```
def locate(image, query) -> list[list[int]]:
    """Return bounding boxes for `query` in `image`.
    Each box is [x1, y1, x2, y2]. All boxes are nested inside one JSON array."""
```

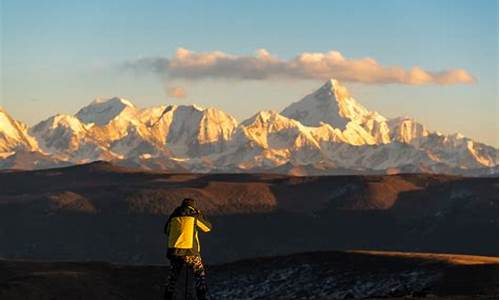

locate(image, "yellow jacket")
[[164, 205, 212, 257]]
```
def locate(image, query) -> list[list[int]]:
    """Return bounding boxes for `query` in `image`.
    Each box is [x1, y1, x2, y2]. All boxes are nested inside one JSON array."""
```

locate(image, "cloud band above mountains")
[[123, 48, 475, 85]]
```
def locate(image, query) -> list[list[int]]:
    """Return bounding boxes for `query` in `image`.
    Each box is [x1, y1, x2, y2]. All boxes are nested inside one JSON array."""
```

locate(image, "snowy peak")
[[92, 97, 135, 107], [281, 79, 376, 129], [162, 104, 238, 155], [314, 79, 350, 102], [28, 113, 115, 161], [238, 110, 320, 152], [198, 106, 238, 143], [0, 107, 39, 155], [33, 114, 88, 134], [282, 79, 390, 145], [133, 103, 238, 157], [242, 110, 296, 128], [388, 117, 430, 144], [30, 114, 89, 148], [75, 97, 137, 125], [0, 108, 23, 140]]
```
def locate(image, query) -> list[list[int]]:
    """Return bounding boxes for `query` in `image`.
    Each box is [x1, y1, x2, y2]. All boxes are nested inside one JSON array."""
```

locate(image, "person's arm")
[[195, 210, 212, 233]]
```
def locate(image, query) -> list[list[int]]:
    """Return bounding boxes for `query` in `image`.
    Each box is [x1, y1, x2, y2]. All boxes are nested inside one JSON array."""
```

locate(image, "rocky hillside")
[[0, 162, 497, 264]]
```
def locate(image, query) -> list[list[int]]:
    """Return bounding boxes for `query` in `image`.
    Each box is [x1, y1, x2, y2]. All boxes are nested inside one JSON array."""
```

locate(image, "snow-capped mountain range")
[[0, 79, 498, 175]]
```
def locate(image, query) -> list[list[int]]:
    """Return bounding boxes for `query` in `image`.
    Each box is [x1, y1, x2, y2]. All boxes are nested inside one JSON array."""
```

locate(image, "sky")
[[1, 0, 498, 147]]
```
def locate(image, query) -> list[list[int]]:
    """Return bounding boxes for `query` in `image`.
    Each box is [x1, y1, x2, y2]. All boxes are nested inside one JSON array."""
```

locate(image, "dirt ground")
[[0, 250, 497, 300]]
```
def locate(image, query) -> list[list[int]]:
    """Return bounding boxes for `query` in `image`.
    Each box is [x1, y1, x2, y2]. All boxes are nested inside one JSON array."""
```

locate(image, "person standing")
[[164, 198, 212, 300]]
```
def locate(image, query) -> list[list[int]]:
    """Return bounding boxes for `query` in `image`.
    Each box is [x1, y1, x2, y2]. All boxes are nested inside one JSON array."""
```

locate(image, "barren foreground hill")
[[0, 250, 497, 300], [0, 161, 498, 264]]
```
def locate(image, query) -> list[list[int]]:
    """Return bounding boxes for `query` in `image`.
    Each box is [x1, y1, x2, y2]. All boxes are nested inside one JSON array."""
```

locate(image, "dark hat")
[[182, 198, 195, 207]]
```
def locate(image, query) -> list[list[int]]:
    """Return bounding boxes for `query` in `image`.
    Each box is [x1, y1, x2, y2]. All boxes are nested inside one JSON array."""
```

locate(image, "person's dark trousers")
[[165, 255, 209, 300]]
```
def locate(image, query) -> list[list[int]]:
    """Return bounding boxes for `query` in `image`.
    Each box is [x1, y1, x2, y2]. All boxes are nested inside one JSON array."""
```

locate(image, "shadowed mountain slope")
[[0, 162, 497, 264]]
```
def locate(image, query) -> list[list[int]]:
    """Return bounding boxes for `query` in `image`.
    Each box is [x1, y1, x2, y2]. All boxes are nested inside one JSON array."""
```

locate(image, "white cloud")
[[124, 48, 475, 85]]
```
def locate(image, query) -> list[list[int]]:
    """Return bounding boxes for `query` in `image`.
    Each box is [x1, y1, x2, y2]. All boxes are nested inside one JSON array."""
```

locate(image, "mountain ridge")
[[0, 79, 497, 174]]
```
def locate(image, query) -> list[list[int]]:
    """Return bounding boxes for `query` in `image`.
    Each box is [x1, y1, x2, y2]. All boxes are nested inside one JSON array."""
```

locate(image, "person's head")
[[182, 198, 195, 208]]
